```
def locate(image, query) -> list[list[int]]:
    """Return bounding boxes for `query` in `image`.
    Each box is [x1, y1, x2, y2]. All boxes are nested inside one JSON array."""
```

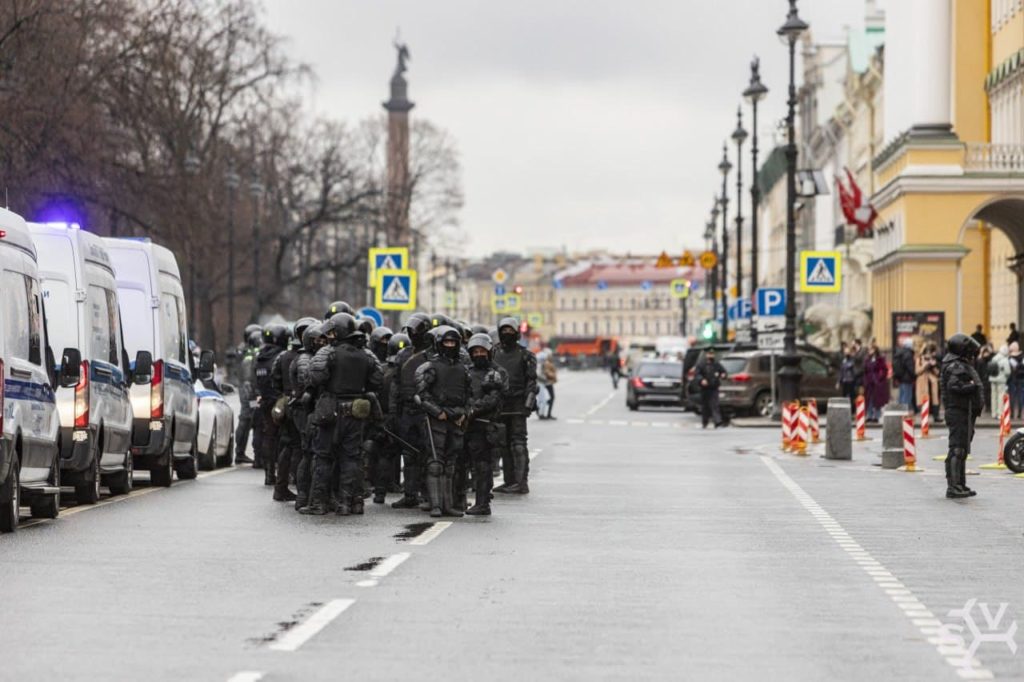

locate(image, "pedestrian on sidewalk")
[[536, 348, 558, 420], [989, 344, 1011, 417], [838, 342, 859, 410], [1009, 342, 1024, 419], [971, 324, 987, 347], [863, 341, 888, 423], [916, 342, 940, 420], [893, 338, 916, 413], [696, 348, 727, 429], [1007, 323, 1020, 347], [976, 343, 994, 415]]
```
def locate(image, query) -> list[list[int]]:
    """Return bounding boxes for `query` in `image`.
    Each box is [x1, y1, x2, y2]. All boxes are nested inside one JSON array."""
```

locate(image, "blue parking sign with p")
[[756, 288, 786, 316]]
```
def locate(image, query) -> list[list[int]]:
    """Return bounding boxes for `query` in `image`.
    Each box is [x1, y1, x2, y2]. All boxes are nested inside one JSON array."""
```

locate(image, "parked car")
[[0, 208, 81, 531], [29, 222, 151, 502], [193, 350, 236, 470], [626, 359, 684, 410], [716, 350, 842, 417], [104, 237, 198, 486]]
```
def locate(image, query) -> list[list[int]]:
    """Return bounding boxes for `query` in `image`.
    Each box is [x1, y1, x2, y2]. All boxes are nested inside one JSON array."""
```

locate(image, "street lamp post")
[[718, 144, 732, 342], [708, 206, 720, 324], [778, 0, 808, 404], [744, 56, 768, 340], [183, 149, 200, 330], [224, 162, 240, 346], [249, 171, 265, 321], [732, 108, 748, 319]]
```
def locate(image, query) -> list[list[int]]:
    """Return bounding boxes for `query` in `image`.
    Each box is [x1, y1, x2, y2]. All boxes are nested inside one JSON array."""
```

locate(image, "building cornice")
[[868, 244, 970, 271], [873, 174, 1024, 211]]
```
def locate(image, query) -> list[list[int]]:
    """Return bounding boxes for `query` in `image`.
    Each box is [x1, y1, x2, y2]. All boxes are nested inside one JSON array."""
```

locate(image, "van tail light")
[[732, 372, 752, 383], [0, 359, 5, 434], [74, 360, 89, 428], [151, 359, 164, 420], [630, 376, 644, 389]]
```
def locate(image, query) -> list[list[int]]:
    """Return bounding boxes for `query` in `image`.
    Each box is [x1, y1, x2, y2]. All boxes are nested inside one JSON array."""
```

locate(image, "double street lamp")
[[731, 108, 747, 314], [743, 58, 768, 339], [718, 144, 732, 342]]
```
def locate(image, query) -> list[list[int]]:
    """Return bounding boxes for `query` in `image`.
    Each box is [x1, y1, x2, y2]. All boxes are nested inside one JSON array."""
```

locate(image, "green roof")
[[849, 26, 884, 74]]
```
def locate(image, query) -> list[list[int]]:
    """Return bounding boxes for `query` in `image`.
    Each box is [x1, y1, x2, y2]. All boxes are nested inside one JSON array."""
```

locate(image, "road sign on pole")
[[670, 278, 690, 299], [678, 251, 695, 267], [799, 251, 842, 293], [655, 251, 674, 268], [755, 287, 786, 316], [699, 251, 718, 269], [492, 268, 508, 285], [757, 332, 785, 350], [727, 299, 752, 321], [368, 247, 408, 287], [357, 307, 384, 327], [375, 269, 417, 310]]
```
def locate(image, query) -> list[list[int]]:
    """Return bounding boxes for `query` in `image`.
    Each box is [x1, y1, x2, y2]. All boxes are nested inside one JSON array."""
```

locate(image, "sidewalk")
[[731, 416, 1012, 429]]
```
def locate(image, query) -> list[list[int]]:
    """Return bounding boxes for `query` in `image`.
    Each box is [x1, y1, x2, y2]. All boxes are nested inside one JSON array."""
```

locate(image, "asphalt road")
[[1, 371, 1022, 681]]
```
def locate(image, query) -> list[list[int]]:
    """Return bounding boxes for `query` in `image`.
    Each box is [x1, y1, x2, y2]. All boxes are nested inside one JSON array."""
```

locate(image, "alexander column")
[[383, 41, 414, 250]]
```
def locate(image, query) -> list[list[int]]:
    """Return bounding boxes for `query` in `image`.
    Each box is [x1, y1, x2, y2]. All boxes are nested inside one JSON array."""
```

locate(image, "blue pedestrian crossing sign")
[[375, 268, 417, 310], [800, 251, 842, 293], [756, 287, 786, 316], [670, 278, 690, 299], [368, 247, 408, 287]]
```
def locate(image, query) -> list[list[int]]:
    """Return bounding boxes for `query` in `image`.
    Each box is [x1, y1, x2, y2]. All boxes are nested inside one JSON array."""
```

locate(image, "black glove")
[[524, 394, 537, 411]]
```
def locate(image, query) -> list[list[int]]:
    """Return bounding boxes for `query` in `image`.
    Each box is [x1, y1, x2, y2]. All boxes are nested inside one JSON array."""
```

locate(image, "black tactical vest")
[[399, 350, 429, 402], [493, 346, 526, 395], [431, 358, 468, 407], [326, 344, 373, 396]]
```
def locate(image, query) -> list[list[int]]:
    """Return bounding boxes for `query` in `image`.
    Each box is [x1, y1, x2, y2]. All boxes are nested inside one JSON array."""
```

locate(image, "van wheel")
[[1005, 433, 1024, 474], [216, 434, 234, 469], [175, 439, 198, 480], [0, 459, 20, 533], [107, 452, 133, 496], [198, 423, 216, 471], [151, 451, 173, 488], [30, 459, 60, 519], [75, 447, 101, 504]]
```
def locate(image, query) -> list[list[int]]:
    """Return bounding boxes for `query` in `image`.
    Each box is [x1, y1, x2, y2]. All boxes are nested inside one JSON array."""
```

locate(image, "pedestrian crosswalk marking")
[[807, 258, 834, 284], [382, 275, 410, 302]]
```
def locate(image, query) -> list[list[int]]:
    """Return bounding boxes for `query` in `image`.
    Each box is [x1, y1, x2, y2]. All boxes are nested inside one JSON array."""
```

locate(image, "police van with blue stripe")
[[0, 208, 82, 532], [30, 222, 151, 503]]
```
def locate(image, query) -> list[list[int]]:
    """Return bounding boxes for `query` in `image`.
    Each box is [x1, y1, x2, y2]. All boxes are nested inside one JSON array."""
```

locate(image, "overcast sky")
[[263, 0, 872, 257]]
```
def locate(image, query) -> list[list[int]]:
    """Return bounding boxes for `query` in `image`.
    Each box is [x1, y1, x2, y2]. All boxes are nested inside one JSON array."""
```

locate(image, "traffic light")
[[700, 320, 717, 342]]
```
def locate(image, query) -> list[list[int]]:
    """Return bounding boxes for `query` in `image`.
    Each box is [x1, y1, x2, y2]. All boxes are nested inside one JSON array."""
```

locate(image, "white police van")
[[104, 238, 197, 486], [0, 208, 81, 532], [30, 222, 151, 502]]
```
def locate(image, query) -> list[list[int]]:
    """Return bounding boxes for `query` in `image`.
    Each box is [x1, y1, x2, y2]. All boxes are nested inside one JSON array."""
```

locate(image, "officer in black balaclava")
[[491, 317, 538, 495], [389, 312, 433, 509], [415, 326, 471, 518], [269, 317, 317, 502], [370, 327, 394, 364], [464, 333, 508, 516], [940, 334, 984, 499], [254, 324, 289, 485], [301, 313, 382, 516], [235, 327, 263, 465], [292, 323, 326, 511]]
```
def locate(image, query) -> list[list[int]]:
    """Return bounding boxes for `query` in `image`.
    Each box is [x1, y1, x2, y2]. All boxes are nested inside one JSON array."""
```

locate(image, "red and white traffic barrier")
[[981, 393, 1013, 470], [854, 395, 866, 441], [781, 401, 793, 451], [792, 406, 809, 455], [902, 415, 919, 472], [919, 396, 931, 438], [807, 398, 820, 444]]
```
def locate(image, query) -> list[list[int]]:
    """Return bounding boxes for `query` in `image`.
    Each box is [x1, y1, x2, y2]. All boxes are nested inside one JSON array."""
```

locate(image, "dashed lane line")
[[357, 552, 412, 588], [761, 456, 992, 679], [267, 599, 356, 652], [226, 672, 264, 682], [583, 391, 617, 417], [408, 521, 452, 546]]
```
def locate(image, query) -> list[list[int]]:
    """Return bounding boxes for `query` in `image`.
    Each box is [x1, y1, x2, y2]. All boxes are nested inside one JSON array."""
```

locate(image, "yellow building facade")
[[871, 0, 1023, 347]]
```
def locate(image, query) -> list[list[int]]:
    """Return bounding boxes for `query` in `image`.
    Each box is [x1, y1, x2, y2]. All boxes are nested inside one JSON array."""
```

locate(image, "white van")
[[0, 208, 81, 532], [30, 222, 150, 502], [104, 238, 197, 485]]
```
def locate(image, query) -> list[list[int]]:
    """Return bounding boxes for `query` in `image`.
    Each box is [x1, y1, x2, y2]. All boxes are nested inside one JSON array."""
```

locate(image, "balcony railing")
[[965, 143, 1024, 173]]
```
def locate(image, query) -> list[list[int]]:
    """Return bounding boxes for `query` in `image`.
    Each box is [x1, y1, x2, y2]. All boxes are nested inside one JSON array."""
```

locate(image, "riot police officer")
[[389, 313, 434, 509], [415, 326, 471, 518], [325, 301, 355, 319], [492, 317, 538, 494], [292, 323, 326, 510], [254, 324, 289, 485], [234, 327, 262, 465], [270, 317, 317, 502], [465, 334, 508, 516], [940, 334, 984, 499], [365, 332, 408, 504], [301, 313, 383, 516], [369, 327, 394, 364]]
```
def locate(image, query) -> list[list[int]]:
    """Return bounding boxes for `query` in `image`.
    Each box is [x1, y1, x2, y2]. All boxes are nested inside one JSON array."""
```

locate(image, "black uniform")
[[253, 343, 284, 484], [368, 357, 400, 502], [291, 346, 317, 509], [492, 331, 538, 494], [695, 358, 727, 428], [390, 346, 432, 508], [415, 340, 472, 517], [306, 340, 383, 515], [270, 347, 300, 501], [940, 335, 984, 498], [465, 358, 507, 514]]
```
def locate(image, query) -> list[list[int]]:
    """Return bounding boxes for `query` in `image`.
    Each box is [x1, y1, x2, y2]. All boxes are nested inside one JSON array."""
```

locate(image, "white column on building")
[[883, 0, 952, 141]]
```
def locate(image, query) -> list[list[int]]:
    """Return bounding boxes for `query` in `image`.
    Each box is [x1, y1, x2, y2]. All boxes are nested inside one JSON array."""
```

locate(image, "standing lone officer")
[[301, 313, 383, 516], [492, 317, 538, 495], [940, 333, 984, 499], [696, 348, 727, 428]]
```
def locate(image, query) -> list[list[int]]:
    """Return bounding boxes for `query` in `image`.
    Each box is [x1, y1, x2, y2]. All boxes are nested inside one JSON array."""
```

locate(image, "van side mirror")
[[220, 382, 236, 396], [133, 351, 153, 385], [198, 350, 215, 377], [59, 348, 82, 388]]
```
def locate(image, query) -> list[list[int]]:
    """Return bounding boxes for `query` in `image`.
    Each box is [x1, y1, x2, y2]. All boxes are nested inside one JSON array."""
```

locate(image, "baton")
[[380, 426, 421, 455], [423, 415, 441, 465]]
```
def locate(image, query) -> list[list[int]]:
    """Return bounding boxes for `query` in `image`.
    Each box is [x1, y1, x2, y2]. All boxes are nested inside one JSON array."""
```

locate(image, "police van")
[[29, 222, 151, 502], [104, 238, 197, 486], [0, 208, 81, 532]]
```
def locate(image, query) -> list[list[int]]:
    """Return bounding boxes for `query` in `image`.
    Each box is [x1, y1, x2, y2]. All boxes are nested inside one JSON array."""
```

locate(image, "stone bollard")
[[880, 410, 906, 469], [824, 398, 852, 460]]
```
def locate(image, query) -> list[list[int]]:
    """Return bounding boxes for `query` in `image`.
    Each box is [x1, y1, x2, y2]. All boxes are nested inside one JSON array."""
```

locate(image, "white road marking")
[[631, 421, 649, 427], [356, 579, 378, 588], [268, 598, 355, 652], [583, 391, 616, 417], [760, 456, 995, 680], [408, 521, 452, 546], [567, 418, 585, 424], [530, 449, 543, 461], [651, 422, 669, 428], [370, 552, 411, 578], [226, 672, 264, 682], [608, 420, 628, 426], [197, 466, 243, 479]]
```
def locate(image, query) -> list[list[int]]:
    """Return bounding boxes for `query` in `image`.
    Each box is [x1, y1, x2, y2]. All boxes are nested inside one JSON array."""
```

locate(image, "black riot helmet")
[[470, 323, 489, 336], [293, 317, 318, 347], [947, 333, 980, 359], [370, 325, 393, 349], [247, 330, 263, 349], [387, 332, 411, 361], [325, 300, 354, 319], [438, 326, 462, 360], [243, 323, 262, 343], [498, 316, 520, 347], [263, 323, 289, 349], [430, 312, 455, 330], [404, 312, 432, 349], [356, 317, 377, 336], [326, 312, 359, 342], [302, 323, 325, 352]]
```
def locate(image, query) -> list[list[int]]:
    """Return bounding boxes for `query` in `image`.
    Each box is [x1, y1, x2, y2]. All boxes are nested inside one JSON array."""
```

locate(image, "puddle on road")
[[345, 557, 384, 572], [247, 601, 323, 646], [394, 522, 434, 542]]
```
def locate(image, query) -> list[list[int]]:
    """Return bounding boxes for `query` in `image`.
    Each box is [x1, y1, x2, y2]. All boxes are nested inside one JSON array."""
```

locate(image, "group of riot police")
[[229, 302, 539, 518]]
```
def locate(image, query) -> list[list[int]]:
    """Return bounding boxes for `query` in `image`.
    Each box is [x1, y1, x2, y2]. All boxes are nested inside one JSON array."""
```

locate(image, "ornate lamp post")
[[731, 108, 748, 316], [743, 57, 769, 339], [709, 204, 720, 324], [718, 144, 732, 341], [777, 0, 808, 404]]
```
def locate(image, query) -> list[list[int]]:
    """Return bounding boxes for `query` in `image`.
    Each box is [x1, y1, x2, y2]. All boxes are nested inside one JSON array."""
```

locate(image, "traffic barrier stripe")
[[792, 406, 809, 456], [902, 416, 920, 472], [807, 398, 820, 443], [854, 396, 866, 441], [919, 396, 931, 438]]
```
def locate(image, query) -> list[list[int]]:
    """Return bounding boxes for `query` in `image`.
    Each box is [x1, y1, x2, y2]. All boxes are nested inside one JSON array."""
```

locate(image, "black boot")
[[441, 475, 463, 518], [426, 465, 443, 518], [294, 495, 308, 511], [946, 450, 970, 499], [350, 498, 364, 515], [373, 491, 386, 504], [273, 489, 297, 502], [504, 447, 530, 494], [299, 502, 327, 515], [336, 496, 351, 516], [466, 466, 492, 516], [957, 454, 977, 496], [391, 495, 419, 509]]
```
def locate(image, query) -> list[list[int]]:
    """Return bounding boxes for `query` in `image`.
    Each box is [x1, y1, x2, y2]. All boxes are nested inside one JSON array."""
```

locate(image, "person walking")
[[607, 350, 622, 389], [1007, 323, 1020, 347], [970, 324, 987, 347], [863, 342, 889, 423], [989, 344, 1012, 418], [838, 343, 859, 410], [916, 342, 941, 421], [1009, 342, 1024, 419], [893, 338, 916, 413], [536, 349, 558, 420], [976, 344, 994, 416], [695, 349, 727, 429]]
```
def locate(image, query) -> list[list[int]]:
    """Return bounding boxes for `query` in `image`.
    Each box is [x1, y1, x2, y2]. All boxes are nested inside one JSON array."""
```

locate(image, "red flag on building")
[[835, 168, 876, 238]]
